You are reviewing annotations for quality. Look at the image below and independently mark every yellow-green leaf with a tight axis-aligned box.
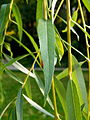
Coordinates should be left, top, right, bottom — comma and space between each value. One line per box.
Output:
82, 0, 90, 12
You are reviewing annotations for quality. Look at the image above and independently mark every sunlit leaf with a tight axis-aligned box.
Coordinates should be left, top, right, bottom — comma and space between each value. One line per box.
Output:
71, 9, 78, 27
37, 19, 55, 101
16, 88, 23, 120
12, 3, 23, 42
82, 0, 90, 12
62, 9, 78, 33
66, 80, 82, 120
23, 94, 54, 118
0, 4, 10, 45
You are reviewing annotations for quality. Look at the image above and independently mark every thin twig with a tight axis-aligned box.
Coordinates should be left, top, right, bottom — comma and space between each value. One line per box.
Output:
66, 0, 72, 80
22, 52, 40, 89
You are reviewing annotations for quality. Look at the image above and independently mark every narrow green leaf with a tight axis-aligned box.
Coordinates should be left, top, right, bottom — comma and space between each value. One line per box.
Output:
62, 9, 78, 33
12, 3, 23, 42
33, 71, 54, 110
36, 0, 43, 22
12, 108, 17, 120
0, 4, 10, 45
66, 80, 82, 120
9, 20, 39, 53
2, 54, 29, 71
23, 29, 39, 53
25, 79, 32, 99
16, 88, 23, 120
7, 35, 41, 67
71, 9, 78, 27
5, 69, 23, 84
82, 0, 90, 12
0, 97, 16, 119
56, 59, 85, 81
4, 42, 13, 57
55, 32, 64, 61
56, 68, 68, 80
37, 19, 55, 101
54, 77, 68, 120
72, 55, 88, 112
23, 94, 54, 118
10, 61, 35, 78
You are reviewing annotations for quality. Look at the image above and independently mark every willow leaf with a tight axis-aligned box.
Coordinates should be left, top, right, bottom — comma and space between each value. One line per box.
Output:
33, 71, 54, 110
12, 3, 23, 42
2, 54, 29, 71
72, 55, 88, 112
23, 94, 54, 118
82, 0, 90, 12
36, 0, 43, 22
0, 4, 10, 45
37, 19, 55, 101
55, 32, 64, 61
54, 77, 68, 120
16, 88, 23, 120
5, 69, 23, 85
66, 80, 82, 120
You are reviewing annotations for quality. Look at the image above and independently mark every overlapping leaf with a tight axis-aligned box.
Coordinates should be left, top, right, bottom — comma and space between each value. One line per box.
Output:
37, 19, 55, 101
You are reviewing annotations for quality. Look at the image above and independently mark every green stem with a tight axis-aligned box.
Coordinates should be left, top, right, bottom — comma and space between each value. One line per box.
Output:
52, 77, 60, 120
54, 0, 64, 21
22, 52, 39, 89
77, 0, 90, 119
66, 0, 72, 80
43, 0, 47, 20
